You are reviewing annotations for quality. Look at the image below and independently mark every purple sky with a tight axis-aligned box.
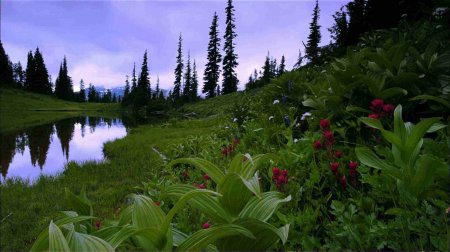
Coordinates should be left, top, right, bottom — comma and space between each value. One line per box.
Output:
2, 0, 349, 92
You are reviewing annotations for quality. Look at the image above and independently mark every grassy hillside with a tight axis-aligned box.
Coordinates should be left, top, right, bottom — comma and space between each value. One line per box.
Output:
0, 88, 119, 132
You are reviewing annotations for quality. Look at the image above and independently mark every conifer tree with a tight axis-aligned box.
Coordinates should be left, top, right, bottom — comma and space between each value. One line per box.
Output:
31, 48, 52, 94
88, 83, 96, 102
278, 55, 286, 76
13, 62, 25, 87
305, 0, 321, 65
136, 51, 150, 107
203, 12, 222, 98
262, 53, 272, 83
131, 63, 137, 92
0, 41, 14, 87
293, 49, 304, 69
25, 51, 35, 91
183, 52, 192, 102
346, 0, 365, 45
222, 0, 239, 94
55, 56, 73, 100
124, 75, 130, 98
191, 60, 198, 101
79, 79, 86, 102
112, 93, 117, 103
173, 34, 183, 101
328, 7, 348, 48
155, 75, 160, 100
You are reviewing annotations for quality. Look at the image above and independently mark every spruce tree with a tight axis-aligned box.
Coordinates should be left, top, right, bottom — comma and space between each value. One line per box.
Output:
124, 75, 130, 98
136, 51, 150, 107
262, 53, 272, 83
191, 60, 198, 101
88, 84, 96, 102
79, 79, 86, 102
0, 41, 14, 87
293, 49, 304, 69
173, 33, 183, 101
33, 48, 52, 94
203, 12, 222, 98
25, 51, 35, 91
222, 0, 239, 94
131, 63, 137, 93
346, 0, 366, 46
183, 52, 192, 102
328, 7, 348, 48
278, 55, 286, 76
305, 0, 321, 65
155, 76, 160, 100
55, 56, 73, 100
13, 62, 25, 87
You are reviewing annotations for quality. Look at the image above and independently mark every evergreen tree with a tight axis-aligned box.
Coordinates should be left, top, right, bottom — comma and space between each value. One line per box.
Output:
183, 51, 192, 102
222, 0, 239, 94
79, 79, 86, 102
305, 0, 321, 65
293, 49, 304, 69
30, 48, 52, 94
328, 7, 348, 47
25, 51, 35, 91
136, 51, 150, 107
55, 56, 73, 100
88, 83, 96, 102
262, 53, 272, 83
191, 60, 198, 101
0, 41, 14, 87
203, 12, 222, 98
278, 55, 286, 76
131, 63, 137, 93
173, 33, 183, 101
346, 0, 366, 45
155, 75, 160, 100
124, 75, 130, 98
13, 62, 25, 87
270, 58, 277, 78
112, 93, 117, 103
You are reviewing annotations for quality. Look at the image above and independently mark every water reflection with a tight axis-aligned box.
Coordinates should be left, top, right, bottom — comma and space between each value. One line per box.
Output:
0, 117, 127, 183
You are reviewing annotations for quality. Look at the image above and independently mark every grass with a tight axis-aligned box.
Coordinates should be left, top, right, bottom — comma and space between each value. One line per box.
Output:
0, 86, 248, 250
0, 88, 119, 133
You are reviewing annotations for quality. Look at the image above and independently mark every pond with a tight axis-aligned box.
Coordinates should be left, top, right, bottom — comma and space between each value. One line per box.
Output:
0, 116, 127, 183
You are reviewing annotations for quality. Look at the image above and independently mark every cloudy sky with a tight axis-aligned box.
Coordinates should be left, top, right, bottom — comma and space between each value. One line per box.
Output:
2, 0, 349, 92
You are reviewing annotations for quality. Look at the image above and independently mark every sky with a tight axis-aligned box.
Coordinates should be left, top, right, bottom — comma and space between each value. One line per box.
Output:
2, 0, 349, 92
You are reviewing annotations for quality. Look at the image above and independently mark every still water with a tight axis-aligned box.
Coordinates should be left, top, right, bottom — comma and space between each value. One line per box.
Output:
0, 116, 127, 183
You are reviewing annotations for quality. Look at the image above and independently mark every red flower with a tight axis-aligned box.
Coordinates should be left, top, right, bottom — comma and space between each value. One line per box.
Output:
370, 99, 384, 112
272, 167, 281, 176
202, 222, 211, 229
95, 220, 101, 230
221, 146, 228, 157
334, 150, 343, 158
323, 131, 335, 145
195, 183, 205, 189
368, 113, 379, 119
277, 175, 286, 184
182, 170, 190, 180
281, 170, 288, 177
348, 161, 358, 170
339, 175, 347, 189
313, 140, 322, 150
330, 162, 339, 175
228, 144, 233, 159
154, 201, 161, 206
383, 104, 395, 115
233, 136, 239, 146
320, 119, 331, 130
203, 174, 210, 181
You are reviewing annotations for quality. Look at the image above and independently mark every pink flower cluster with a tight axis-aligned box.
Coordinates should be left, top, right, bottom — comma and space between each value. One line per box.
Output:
272, 167, 289, 190
313, 119, 335, 151
368, 99, 395, 119
221, 136, 240, 159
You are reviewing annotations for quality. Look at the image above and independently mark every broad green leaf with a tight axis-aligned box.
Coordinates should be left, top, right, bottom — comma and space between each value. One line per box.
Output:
239, 192, 291, 222
405, 117, 441, 165
381, 130, 403, 150
346, 105, 371, 113
163, 184, 231, 223
219, 173, 253, 216
118, 205, 133, 226
177, 224, 255, 250
380, 87, 407, 98
427, 123, 447, 133
67, 230, 114, 252
172, 226, 188, 247
228, 153, 244, 174
65, 187, 92, 216
360, 117, 384, 130
409, 155, 448, 199
355, 147, 402, 180
217, 219, 289, 251
410, 95, 450, 109
241, 153, 278, 179
393, 105, 407, 143
168, 158, 225, 183
92, 225, 138, 249
49, 221, 70, 252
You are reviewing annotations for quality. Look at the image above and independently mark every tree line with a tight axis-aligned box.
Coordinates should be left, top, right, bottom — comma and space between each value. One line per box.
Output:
0, 42, 119, 103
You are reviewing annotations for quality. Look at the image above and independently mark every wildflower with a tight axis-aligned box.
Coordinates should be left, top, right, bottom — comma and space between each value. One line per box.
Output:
339, 175, 347, 190
334, 150, 343, 158
203, 174, 210, 181
281, 170, 288, 177
202, 222, 211, 229
221, 145, 228, 157
323, 131, 335, 145
301, 112, 312, 121
277, 175, 287, 185
272, 167, 281, 177
313, 140, 322, 150
382, 104, 395, 115
269, 116, 274, 121
182, 170, 190, 180
294, 138, 299, 143
320, 119, 330, 130
370, 98, 384, 112
284, 115, 291, 126
330, 162, 339, 175
95, 220, 101, 230
228, 144, 233, 159
368, 113, 379, 119
232, 136, 239, 146
273, 99, 280, 105
195, 183, 206, 189
233, 118, 238, 122
154, 201, 161, 206
348, 161, 358, 170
